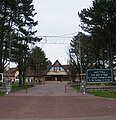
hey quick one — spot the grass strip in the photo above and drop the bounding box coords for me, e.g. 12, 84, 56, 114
73, 85, 80, 92
73, 85, 116, 98
90, 91, 116, 98
0, 91, 5, 96
12, 83, 33, 92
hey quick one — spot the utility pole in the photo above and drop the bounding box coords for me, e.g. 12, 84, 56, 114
80, 43, 82, 82
8, 32, 12, 82
78, 37, 82, 82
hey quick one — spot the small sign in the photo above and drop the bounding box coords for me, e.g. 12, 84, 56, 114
86, 69, 113, 83
0, 73, 3, 82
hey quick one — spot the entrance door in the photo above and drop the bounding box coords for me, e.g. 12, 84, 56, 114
57, 76, 62, 81
52, 76, 62, 81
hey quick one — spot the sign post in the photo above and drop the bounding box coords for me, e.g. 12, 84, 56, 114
86, 69, 113, 83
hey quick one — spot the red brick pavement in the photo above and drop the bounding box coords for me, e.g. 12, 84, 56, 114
0, 83, 116, 120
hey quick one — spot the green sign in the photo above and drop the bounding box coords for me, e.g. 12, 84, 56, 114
86, 69, 113, 83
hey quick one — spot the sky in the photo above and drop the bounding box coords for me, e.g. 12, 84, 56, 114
32, 0, 93, 65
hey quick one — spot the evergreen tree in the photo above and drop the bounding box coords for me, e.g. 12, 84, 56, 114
69, 32, 93, 81
29, 46, 49, 82
0, 0, 18, 72
78, 0, 116, 69
0, 0, 41, 85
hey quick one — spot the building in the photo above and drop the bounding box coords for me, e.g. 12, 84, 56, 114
4, 67, 19, 82
4, 60, 71, 83
46, 60, 70, 82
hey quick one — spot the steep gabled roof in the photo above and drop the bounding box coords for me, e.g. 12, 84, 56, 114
62, 65, 71, 75
47, 60, 69, 75
52, 60, 62, 67
4, 67, 18, 77
25, 68, 47, 77
48, 60, 65, 71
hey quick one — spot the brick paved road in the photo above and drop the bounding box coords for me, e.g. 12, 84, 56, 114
8, 83, 78, 96
0, 83, 116, 120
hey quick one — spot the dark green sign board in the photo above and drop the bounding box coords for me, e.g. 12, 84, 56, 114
86, 69, 113, 83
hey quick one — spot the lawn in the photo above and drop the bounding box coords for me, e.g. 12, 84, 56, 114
73, 85, 80, 92
89, 91, 116, 98
0, 91, 5, 96
12, 83, 33, 92
0, 83, 33, 96
73, 85, 116, 98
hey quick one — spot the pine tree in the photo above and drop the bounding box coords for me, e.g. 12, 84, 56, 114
0, 0, 41, 85
78, 0, 116, 69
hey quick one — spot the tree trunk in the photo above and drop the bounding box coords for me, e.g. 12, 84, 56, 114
22, 66, 26, 85
0, 38, 4, 73
108, 42, 113, 69
18, 64, 23, 86
109, 48, 113, 69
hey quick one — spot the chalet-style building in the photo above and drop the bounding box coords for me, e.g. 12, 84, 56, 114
4, 60, 71, 83
46, 60, 70, 81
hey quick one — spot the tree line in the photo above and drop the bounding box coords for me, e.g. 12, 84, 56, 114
69, 0, 116, 81
0, 0, 49, 85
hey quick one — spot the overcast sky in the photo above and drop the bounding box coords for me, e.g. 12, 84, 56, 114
32, 0, 93, 64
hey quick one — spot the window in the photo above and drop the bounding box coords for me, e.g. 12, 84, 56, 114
53, 67, 61, 72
